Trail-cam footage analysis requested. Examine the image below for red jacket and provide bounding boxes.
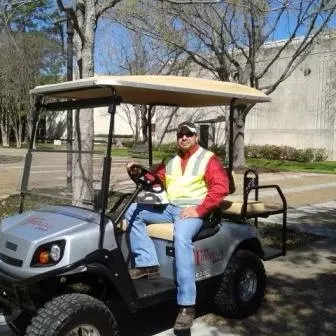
[154,145,229,217]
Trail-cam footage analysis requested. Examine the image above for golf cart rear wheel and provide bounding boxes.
[25,294,118,336]
[213,249,266,318]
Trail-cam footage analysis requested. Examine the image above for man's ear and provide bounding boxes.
[195,135,199,143]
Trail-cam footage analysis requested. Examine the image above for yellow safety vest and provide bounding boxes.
[165,147,214,207]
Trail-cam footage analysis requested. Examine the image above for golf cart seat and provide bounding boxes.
[119,209,221,242]
[118,220,174,240]
[219,168,286,219]
[220,199,266,216]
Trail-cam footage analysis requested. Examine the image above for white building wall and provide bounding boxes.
[47,38,336,159]
[94,106,133,136]
[246,38,336,159]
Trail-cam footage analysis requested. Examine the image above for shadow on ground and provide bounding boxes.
[263,205,336,234]
[113,272,335,335]
[1,257,334,336]
[115,239,336,336]
[202,239,336,336]
[0,156,23,164]
[216,272,336,336]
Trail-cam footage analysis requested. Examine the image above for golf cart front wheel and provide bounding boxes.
[25,294,118,336]
[213,249,266,318]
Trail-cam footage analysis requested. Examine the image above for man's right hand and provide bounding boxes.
[126,162,141,177]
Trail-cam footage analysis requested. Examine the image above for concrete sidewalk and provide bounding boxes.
[152,321,237,336]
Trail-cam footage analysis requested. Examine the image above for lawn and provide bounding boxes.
[247,158,336,174]
[1,144,335,174]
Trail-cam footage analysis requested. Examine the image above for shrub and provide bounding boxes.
[122,140,135,148]
[211,144,226,158]
[155,142,177,153]
[313,148,328,162]
[245,144,328,163]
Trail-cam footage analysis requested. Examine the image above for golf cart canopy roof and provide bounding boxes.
[31,75,271,107]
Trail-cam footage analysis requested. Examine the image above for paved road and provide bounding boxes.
[0,148,335,335]
[1,148,336,208]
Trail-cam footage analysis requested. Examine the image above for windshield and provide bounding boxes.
[18,109,136,212]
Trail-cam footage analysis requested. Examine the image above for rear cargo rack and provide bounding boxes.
[224,169,287,260]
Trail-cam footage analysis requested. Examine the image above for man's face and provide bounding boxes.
[177,127,198,152]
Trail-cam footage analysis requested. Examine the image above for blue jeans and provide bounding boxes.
[125,203,203,305]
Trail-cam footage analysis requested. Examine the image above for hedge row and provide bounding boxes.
[123,141,328,163]
[245,145,328,162]
[123,141,177,154]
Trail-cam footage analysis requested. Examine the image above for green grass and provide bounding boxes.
[247,158,336,174]
[25,144,170,161]
[2,144,336,173]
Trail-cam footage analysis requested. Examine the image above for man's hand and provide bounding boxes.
[126,161,141,177]
[180,206,200,218]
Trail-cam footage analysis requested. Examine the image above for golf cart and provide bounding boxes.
[0,76,287,335]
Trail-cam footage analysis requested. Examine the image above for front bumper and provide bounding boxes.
[0,269,29,311]
[0,258,89,312]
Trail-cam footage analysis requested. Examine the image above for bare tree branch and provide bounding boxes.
[95,0,122,18]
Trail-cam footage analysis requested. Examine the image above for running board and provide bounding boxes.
[263,246,285,261]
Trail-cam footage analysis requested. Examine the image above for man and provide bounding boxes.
[125,121,229,330]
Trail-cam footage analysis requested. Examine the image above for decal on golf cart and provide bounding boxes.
[194,248,225,266]
[20,216,54,232]
[195,270,210,279]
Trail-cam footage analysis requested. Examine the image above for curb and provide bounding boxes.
[152,320,237,336]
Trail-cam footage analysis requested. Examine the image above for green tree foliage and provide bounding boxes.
[0,0,63,147]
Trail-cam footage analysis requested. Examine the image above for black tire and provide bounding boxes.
[212,249,266,318]
[25,294,118,336]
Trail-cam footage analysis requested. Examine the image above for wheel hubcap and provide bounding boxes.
[66,324,101,336]
[238,268,258,302]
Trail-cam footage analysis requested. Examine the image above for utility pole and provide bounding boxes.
[57,0,74,190]
[66,7,73,190]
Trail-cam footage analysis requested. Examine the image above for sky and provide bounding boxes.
[53,1,336,75]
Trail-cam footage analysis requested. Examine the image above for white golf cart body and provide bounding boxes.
[0,76,287,335]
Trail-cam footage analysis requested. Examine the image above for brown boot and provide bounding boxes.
[174,307,195,330]
[129,266,160,280]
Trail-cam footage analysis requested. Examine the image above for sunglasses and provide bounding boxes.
[177,132,195,139]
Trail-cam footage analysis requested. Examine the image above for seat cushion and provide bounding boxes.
[221,199,265,215]
[146,223,174,241]
[119,219,174,241]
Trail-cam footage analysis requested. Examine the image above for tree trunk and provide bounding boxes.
[140,105,148,143]
[13,123,22,148]
[72,3,95,207]
[132,105,141,142]
[232,106,247,169]
[0,116,10,147]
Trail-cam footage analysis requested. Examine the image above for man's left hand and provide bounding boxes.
[180,206,200,218]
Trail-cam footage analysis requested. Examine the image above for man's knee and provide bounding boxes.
[174,228,193,246]
[174,219,203,245]
[125,202,138,223]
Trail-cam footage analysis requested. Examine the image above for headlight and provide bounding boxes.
[31,240,66,267]
[50,244,61,262]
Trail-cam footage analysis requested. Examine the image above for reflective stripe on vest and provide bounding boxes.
[166,147,214,207]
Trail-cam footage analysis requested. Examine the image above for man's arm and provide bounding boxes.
[196,156,229,217]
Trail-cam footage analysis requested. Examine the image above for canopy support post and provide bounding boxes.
[148,105,154,167]
[228,99,236,174]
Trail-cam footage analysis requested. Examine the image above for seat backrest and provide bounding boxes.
[226,168,236,194]
[202,208,222,229]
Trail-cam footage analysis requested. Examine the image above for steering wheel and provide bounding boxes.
[126,164,164,193]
